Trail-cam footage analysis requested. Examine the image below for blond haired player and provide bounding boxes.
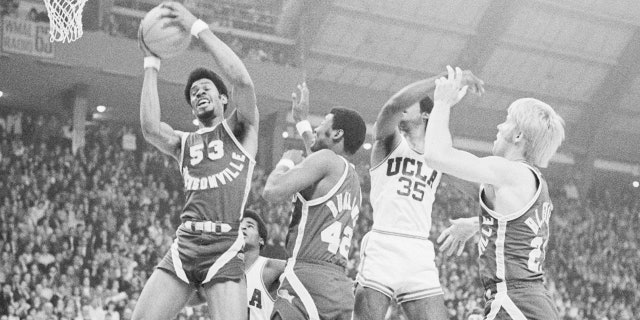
[354,69,484,320]
[427,66,565,319]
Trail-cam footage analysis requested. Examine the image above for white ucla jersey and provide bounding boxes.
[246,256,275,320]
[369,136,442,237]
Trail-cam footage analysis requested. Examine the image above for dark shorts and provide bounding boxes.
[272,261,354,320]
[156,225,244,286]
[483,281,558,320]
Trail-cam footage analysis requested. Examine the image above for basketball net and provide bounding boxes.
[43,0,88,43]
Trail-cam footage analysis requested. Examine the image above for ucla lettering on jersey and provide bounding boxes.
[177,120,255,223]
[286,157,361,268]
[478,163,553,287]
[369,136,441,237]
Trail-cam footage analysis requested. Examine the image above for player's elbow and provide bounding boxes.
[423,150,447,170]
[230,73,254,89]
[262,186,286,203]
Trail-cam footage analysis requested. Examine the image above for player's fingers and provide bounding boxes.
[439,236,453,253]
[455,67,463,87]
[291,92,298,104]
[446,240,457,256]
[437,230,449,243]
[446,65,454,81]
[456,243,465,256]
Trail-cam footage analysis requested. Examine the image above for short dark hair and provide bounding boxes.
[419,96,434,114]
[329,107,366,155]
[184,68,228,110]
[242,209,267,249]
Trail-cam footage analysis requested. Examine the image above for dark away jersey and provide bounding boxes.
[286,156,361,269]
[477,163,553,287]
[177,120,255,223]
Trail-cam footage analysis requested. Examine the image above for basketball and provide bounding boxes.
[139,5,191,59]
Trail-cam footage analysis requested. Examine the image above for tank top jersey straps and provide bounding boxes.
[477,162,554,287]
[175,120,255,223]
[286,156,362,269]
[369,136,441,238]
[246,256,275,320]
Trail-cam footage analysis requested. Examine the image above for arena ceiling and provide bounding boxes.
[1,0,639,173]
[280,0,640,168]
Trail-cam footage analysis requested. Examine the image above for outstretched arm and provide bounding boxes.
[138,26,181,160]
[424,66,521,186]
[262,149,334,202]
[292,82,313,155]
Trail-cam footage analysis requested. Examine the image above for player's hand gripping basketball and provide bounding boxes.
[437,218,477,256]
[137,24,158,58]
[160,2,198,32]
[292,82,310,123]
[434,65,469,107]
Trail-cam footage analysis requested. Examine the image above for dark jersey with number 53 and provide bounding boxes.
[285,156,361,268]
[477,163,553,288]
[177,120,255,223]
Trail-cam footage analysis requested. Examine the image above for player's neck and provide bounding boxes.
[244,248,260,271]
[197,116,223,128]
[402,127,425,153]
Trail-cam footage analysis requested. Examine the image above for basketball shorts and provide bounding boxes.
[482,281,559,320]
[156,224,245,286]
[356,229,443,303]
[272,261,354,320]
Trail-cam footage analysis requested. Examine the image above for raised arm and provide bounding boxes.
[424,66,521,186]
[262,149,334,202]
[138,26,181,160]
[162,2,258,149]
[292,82,313,155]
[372,76,442,164]
[373,70,484,164]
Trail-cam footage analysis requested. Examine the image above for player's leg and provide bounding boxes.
[400,295,448,320]
[353,285,391,320]
[201,278,248,320]
[131,269,195,320]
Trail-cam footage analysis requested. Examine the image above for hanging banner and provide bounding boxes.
[1,17,54,58]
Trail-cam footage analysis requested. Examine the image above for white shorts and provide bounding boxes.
[356,229,443,303]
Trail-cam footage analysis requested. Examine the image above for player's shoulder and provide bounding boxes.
[262,258,286,283]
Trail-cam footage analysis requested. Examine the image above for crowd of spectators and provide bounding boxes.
[0,109,638,319]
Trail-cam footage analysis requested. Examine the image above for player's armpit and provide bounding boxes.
[141,122,182,160]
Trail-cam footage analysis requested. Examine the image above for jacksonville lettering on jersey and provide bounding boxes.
[286,157,361,268]
[370,136,441,237]
[478,163,553,287]
[177,120,255,223]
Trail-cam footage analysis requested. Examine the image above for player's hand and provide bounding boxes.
[459,69,485,96]
[160,1,198,32]
[282,150,305,165]
[437,218,477,256]
[434,65,469,107]
[137,24,158,58]
[292,82,310,123]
